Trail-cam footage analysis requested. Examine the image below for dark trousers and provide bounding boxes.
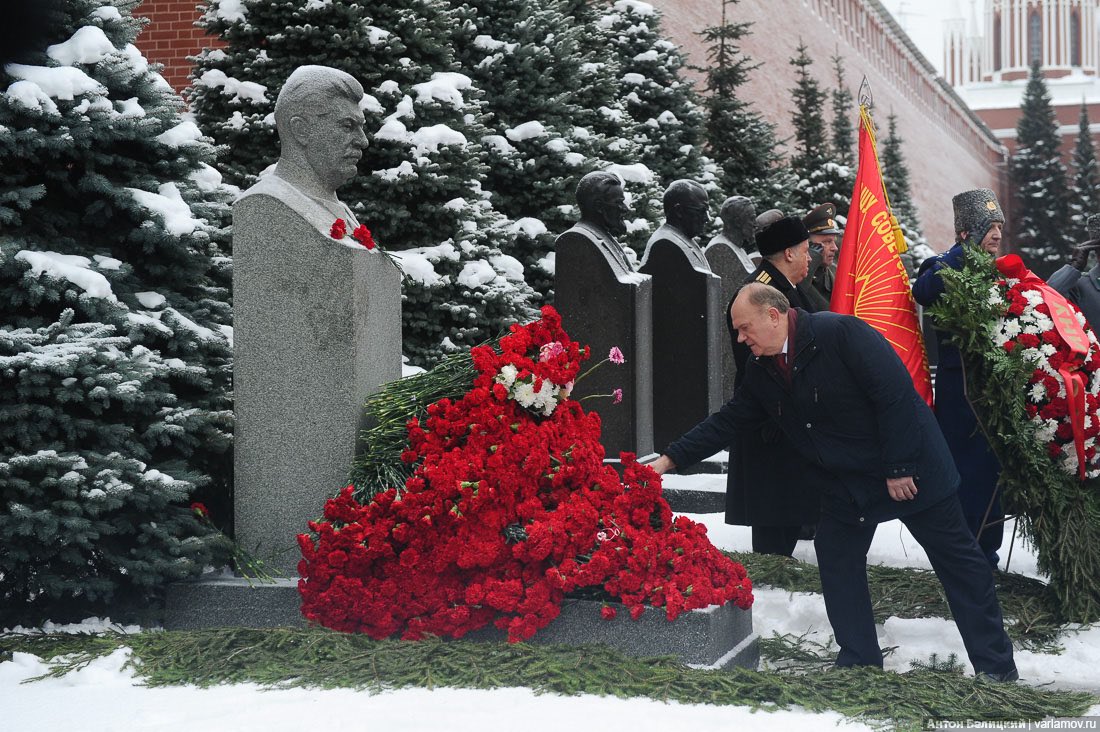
[751,525,801,557]
[814,495,1015,674]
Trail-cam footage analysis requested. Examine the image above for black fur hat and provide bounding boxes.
[755,216,810,256]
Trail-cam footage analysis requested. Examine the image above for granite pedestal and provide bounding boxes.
[705,236,755,401]
[555,226,654,461]
[164,185,402,629]
[640,231,724,452]
[470,599,757,670]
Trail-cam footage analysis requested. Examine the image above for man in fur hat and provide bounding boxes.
[720,215,823,556]
[913,188,1005,569]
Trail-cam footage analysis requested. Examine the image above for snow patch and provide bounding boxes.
[605,163,654,184]
[482,134,515,155]
[189,164,224,193]
[457,260,499,288]
[126,183,200,236]
[47,26,117,66]
[365,26,391,45]
[5,80,59,115]
[113,97,144,118]
[196,68,268,103]
[490,254,525,282]
[509,217,548,239]
[93,255,122,270]
[412,72,473,110]
[633,50,659,62]
[135,292,166,309]
[211,0,247,23]
[474,35,517,54]
[5,64,105,102]
[15,251,116,301]
[410,124,466,153]
[506,121,547,142]
[359,93,384,115]
[621,72,647,85]
[157,120,203,147]
[90,6,122,21]
[391,251,442,286]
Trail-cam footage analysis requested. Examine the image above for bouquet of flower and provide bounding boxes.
[297,306,753,642]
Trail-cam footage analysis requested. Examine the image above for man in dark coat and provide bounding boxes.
[803,202,842,305]
[913,188,1004,568]
[1049,213,1100,332]
[724,215,822,556]
[648,284,1018,680]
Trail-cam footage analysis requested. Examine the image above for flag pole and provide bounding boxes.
[855,80,908,255]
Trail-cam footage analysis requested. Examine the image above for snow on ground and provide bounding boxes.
[2,472,1098,731]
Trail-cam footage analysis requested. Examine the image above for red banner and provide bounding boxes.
[831,106,934,407]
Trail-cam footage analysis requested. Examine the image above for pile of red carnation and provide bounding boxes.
[297,306,753,642]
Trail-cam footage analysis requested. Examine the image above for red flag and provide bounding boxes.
[830,106,934,406]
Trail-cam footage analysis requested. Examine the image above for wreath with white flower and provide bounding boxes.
[930,249,1100,622]
[990,272,1100,478]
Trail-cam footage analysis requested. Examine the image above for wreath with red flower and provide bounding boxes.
[297,306,753,642]
[992,261,1100,477]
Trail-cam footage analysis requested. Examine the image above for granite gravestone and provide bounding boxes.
[166,65,401,628]
[639,180,723,452]
[555,171,654,461]
[705,196,757,399]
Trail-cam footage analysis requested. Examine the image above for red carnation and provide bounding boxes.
[352,224,377,250]
[190,502,209,518]
[330,218,348,240]
[600,605,617,620]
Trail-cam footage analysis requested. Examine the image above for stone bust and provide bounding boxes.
[239,65,368,237]
[558,170,634,276]
[708,195,758,271]
[641,179,712,271]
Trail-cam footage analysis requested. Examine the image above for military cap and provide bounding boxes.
[803,203,842,235]
[755,216,809,257]
[952,188,1004,243]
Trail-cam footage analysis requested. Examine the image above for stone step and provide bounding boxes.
[660,471,727,514]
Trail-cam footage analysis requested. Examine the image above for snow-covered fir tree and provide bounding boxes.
[0,0,236,623]
[829,53,855,169]
[444,0,629,302]
[598,0,707,188]
[788,42,848,213]
[879,112,933,275]
[191,0,536,366]
[1070,101,1100,240]
[1011,59,1073,278]
[696,0,795,213]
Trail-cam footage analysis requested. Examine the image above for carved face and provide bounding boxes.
[296,96,368,191]
[599,183,629,238]
[722,200,756,244]
[675,186,711,240]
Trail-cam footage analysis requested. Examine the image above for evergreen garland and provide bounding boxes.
[929,248,1100,622]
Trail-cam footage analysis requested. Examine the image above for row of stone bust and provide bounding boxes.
[555,173,765,462]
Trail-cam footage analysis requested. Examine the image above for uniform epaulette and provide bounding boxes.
[755,271,772,285]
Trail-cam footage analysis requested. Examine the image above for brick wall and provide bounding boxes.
[132,0,223,94]
[656,0,1008,249]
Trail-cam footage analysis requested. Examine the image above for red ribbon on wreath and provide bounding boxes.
[997,254,1090,478]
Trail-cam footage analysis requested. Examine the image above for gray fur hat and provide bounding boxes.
[1088,214,1100,240]
[952,188,1004,243]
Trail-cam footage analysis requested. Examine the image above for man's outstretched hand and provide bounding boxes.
[887,476,918,501]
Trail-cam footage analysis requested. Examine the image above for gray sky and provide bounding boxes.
[879,0,970,75]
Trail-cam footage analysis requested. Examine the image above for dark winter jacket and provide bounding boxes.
[667,310,959,525]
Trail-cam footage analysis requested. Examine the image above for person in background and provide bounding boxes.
[1048,213,1100,332]
[912,188,1005,569]
[723,215,822,557]
[649,283,1018,681]
[802,202,842,305]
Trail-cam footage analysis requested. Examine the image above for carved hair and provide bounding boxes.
[662,179,704,216]
[738,281,790,314]
[274,65,363,135]
[575,171,622,220]
[720,196,753,225]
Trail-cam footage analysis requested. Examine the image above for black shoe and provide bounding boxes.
[975,668,1019,683]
